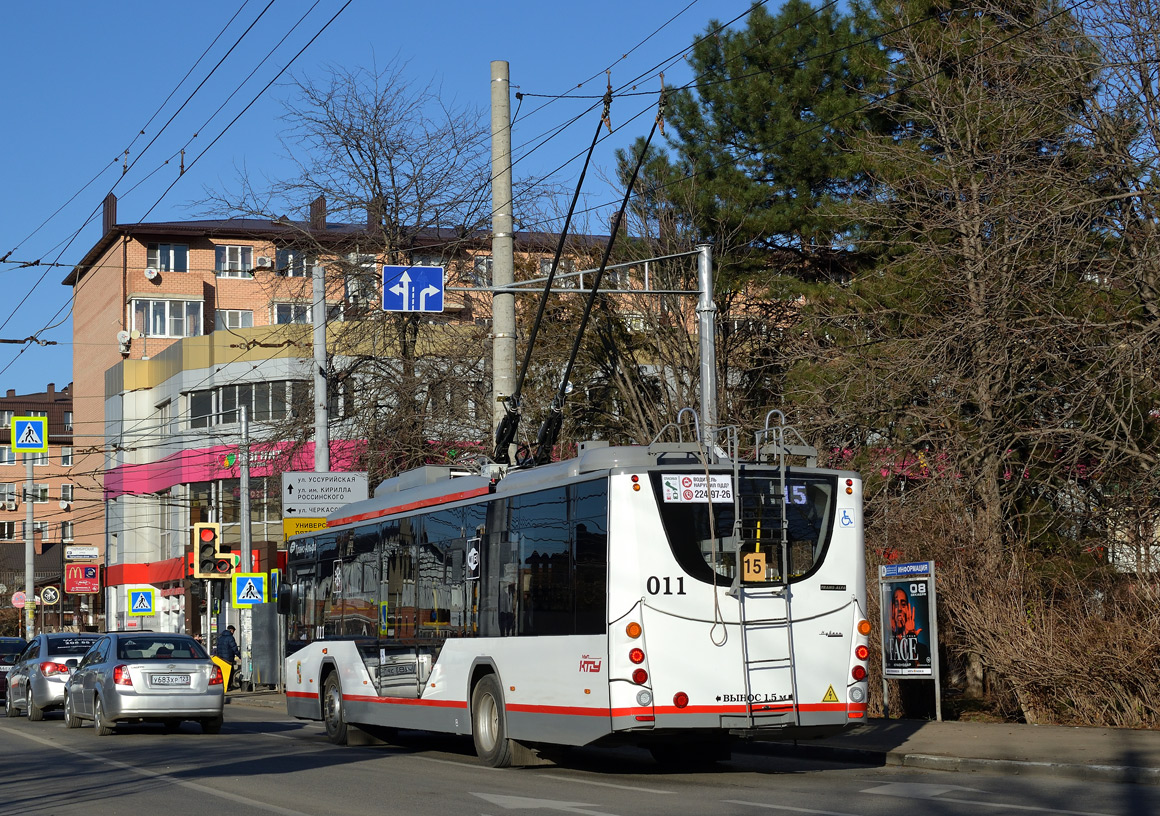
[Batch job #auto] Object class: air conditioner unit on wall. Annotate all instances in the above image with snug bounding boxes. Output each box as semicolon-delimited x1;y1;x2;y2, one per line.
4;501;16;511
256;256;273;268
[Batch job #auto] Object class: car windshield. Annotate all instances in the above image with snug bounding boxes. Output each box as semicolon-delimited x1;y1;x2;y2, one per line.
117;636;207;660
0;644;21;665
47;636;99;656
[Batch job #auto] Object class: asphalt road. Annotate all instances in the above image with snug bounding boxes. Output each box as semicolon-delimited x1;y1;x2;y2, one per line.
1;704;1157;816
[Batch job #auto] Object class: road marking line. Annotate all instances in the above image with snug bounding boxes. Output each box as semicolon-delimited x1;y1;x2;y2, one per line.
725;800;862;816
2;725;314;816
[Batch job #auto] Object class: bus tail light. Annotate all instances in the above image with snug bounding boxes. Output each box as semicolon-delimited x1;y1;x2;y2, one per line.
632;668;648;685
855;645;869;660
626;621;642;639
629;648;645;664
852;665;867;681
673;691;689;709
857;619;871;636
113;665;133;687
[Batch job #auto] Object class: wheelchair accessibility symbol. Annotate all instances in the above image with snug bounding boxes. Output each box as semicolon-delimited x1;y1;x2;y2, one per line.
840;509;855;528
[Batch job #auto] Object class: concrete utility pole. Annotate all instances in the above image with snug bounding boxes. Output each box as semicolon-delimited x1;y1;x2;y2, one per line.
695;243;718;445
490;60;517;442
313;261;330;473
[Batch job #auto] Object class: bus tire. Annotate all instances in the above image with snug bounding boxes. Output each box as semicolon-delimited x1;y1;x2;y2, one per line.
322;673;348;745
471;674;513;768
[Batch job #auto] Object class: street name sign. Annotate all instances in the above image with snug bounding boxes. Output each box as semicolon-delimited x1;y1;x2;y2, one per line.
282;472;367;516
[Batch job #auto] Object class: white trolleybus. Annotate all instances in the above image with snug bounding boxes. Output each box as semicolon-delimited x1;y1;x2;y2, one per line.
280;411;870;767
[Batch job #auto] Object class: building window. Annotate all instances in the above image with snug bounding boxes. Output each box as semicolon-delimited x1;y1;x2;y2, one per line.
131;299;203;338
0;483;14;503
61;521;74;542
274;303;311;324
215;245;254;278
147;243;189;273
190;381;308;428
276;249;314;277
22;521;48;540
61;447;73;466
61;484;74;503
0;522;13;539
30;450;48;466
0;410;11;428
411;254;442;267
471;255;493;286
540;257;577;286
215;310;254;330
0;446;13;466
63;411;73;431
32;484;48;503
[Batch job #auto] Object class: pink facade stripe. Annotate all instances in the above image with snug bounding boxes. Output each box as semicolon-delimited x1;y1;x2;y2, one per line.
104;440;366;498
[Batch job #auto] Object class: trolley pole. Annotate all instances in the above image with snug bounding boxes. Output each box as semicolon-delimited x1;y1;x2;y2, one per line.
490;60;517;450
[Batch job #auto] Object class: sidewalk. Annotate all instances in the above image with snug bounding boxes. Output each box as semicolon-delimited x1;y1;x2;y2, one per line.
226;690;1160;785
757;717;1160;785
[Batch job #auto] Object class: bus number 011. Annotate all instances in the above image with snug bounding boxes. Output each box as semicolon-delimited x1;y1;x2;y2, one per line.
646;576;686;596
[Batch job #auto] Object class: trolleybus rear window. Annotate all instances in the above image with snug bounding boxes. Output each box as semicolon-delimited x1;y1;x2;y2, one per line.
651;471;835;585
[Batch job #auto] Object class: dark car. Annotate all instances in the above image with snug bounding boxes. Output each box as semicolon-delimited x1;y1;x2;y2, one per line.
0;637;26;701
5;632;101;720
64;632;224;734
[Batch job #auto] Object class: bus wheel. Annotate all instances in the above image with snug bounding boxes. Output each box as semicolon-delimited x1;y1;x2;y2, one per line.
471;675;513;768
323;673;348;745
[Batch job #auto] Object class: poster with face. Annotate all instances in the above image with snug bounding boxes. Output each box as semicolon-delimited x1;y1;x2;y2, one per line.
883;578;933;676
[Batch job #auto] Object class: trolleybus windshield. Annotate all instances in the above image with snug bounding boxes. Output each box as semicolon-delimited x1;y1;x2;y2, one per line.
651;471;835;585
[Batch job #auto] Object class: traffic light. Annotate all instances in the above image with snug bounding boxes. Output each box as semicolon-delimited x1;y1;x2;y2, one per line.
192;523;231;579
214;538;236;577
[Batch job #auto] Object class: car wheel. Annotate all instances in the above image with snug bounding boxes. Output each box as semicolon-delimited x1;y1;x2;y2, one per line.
64;693;81;729
94;697;115;736
4;690;17;718
322;673;348;745
26;688;43;722
471;674;513;768
200;716;223;734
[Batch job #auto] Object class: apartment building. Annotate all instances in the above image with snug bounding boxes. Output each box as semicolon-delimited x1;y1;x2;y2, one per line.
0;383;97;630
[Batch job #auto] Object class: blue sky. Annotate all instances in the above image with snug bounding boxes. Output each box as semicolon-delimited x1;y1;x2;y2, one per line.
0;0;756;397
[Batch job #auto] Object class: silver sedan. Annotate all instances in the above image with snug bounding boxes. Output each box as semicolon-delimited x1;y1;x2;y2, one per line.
64;632;224;734
5;633;100;720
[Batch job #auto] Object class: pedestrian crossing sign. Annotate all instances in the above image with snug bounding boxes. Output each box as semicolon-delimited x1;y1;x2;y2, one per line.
128;588;156;616
232;572;267;606
12;416;47;453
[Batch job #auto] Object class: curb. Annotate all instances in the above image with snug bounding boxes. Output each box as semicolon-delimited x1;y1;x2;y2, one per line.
758;742;1160;786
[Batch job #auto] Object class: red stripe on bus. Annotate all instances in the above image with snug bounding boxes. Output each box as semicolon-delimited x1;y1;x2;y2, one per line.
287;691;317;700
329;485;493;527
347;694;467;709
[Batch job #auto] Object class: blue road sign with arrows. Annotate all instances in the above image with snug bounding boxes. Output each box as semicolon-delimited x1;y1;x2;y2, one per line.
382;265;444;313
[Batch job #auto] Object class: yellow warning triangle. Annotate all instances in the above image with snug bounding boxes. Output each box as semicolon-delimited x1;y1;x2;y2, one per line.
822;684;840;703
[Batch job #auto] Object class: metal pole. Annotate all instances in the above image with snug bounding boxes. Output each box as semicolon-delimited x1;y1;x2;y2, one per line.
313;262;330;473
695;243;718;446
490;60;516;447
24;454;34;638
240;405;252;687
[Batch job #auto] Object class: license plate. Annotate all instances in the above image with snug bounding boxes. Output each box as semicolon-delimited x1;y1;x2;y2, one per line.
152;674;190;686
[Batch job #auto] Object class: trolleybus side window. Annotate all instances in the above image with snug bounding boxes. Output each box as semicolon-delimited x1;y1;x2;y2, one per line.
514;487;570;636
572;479;608;635
650;472;836;585
339;523;380;637
418;507;465;637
